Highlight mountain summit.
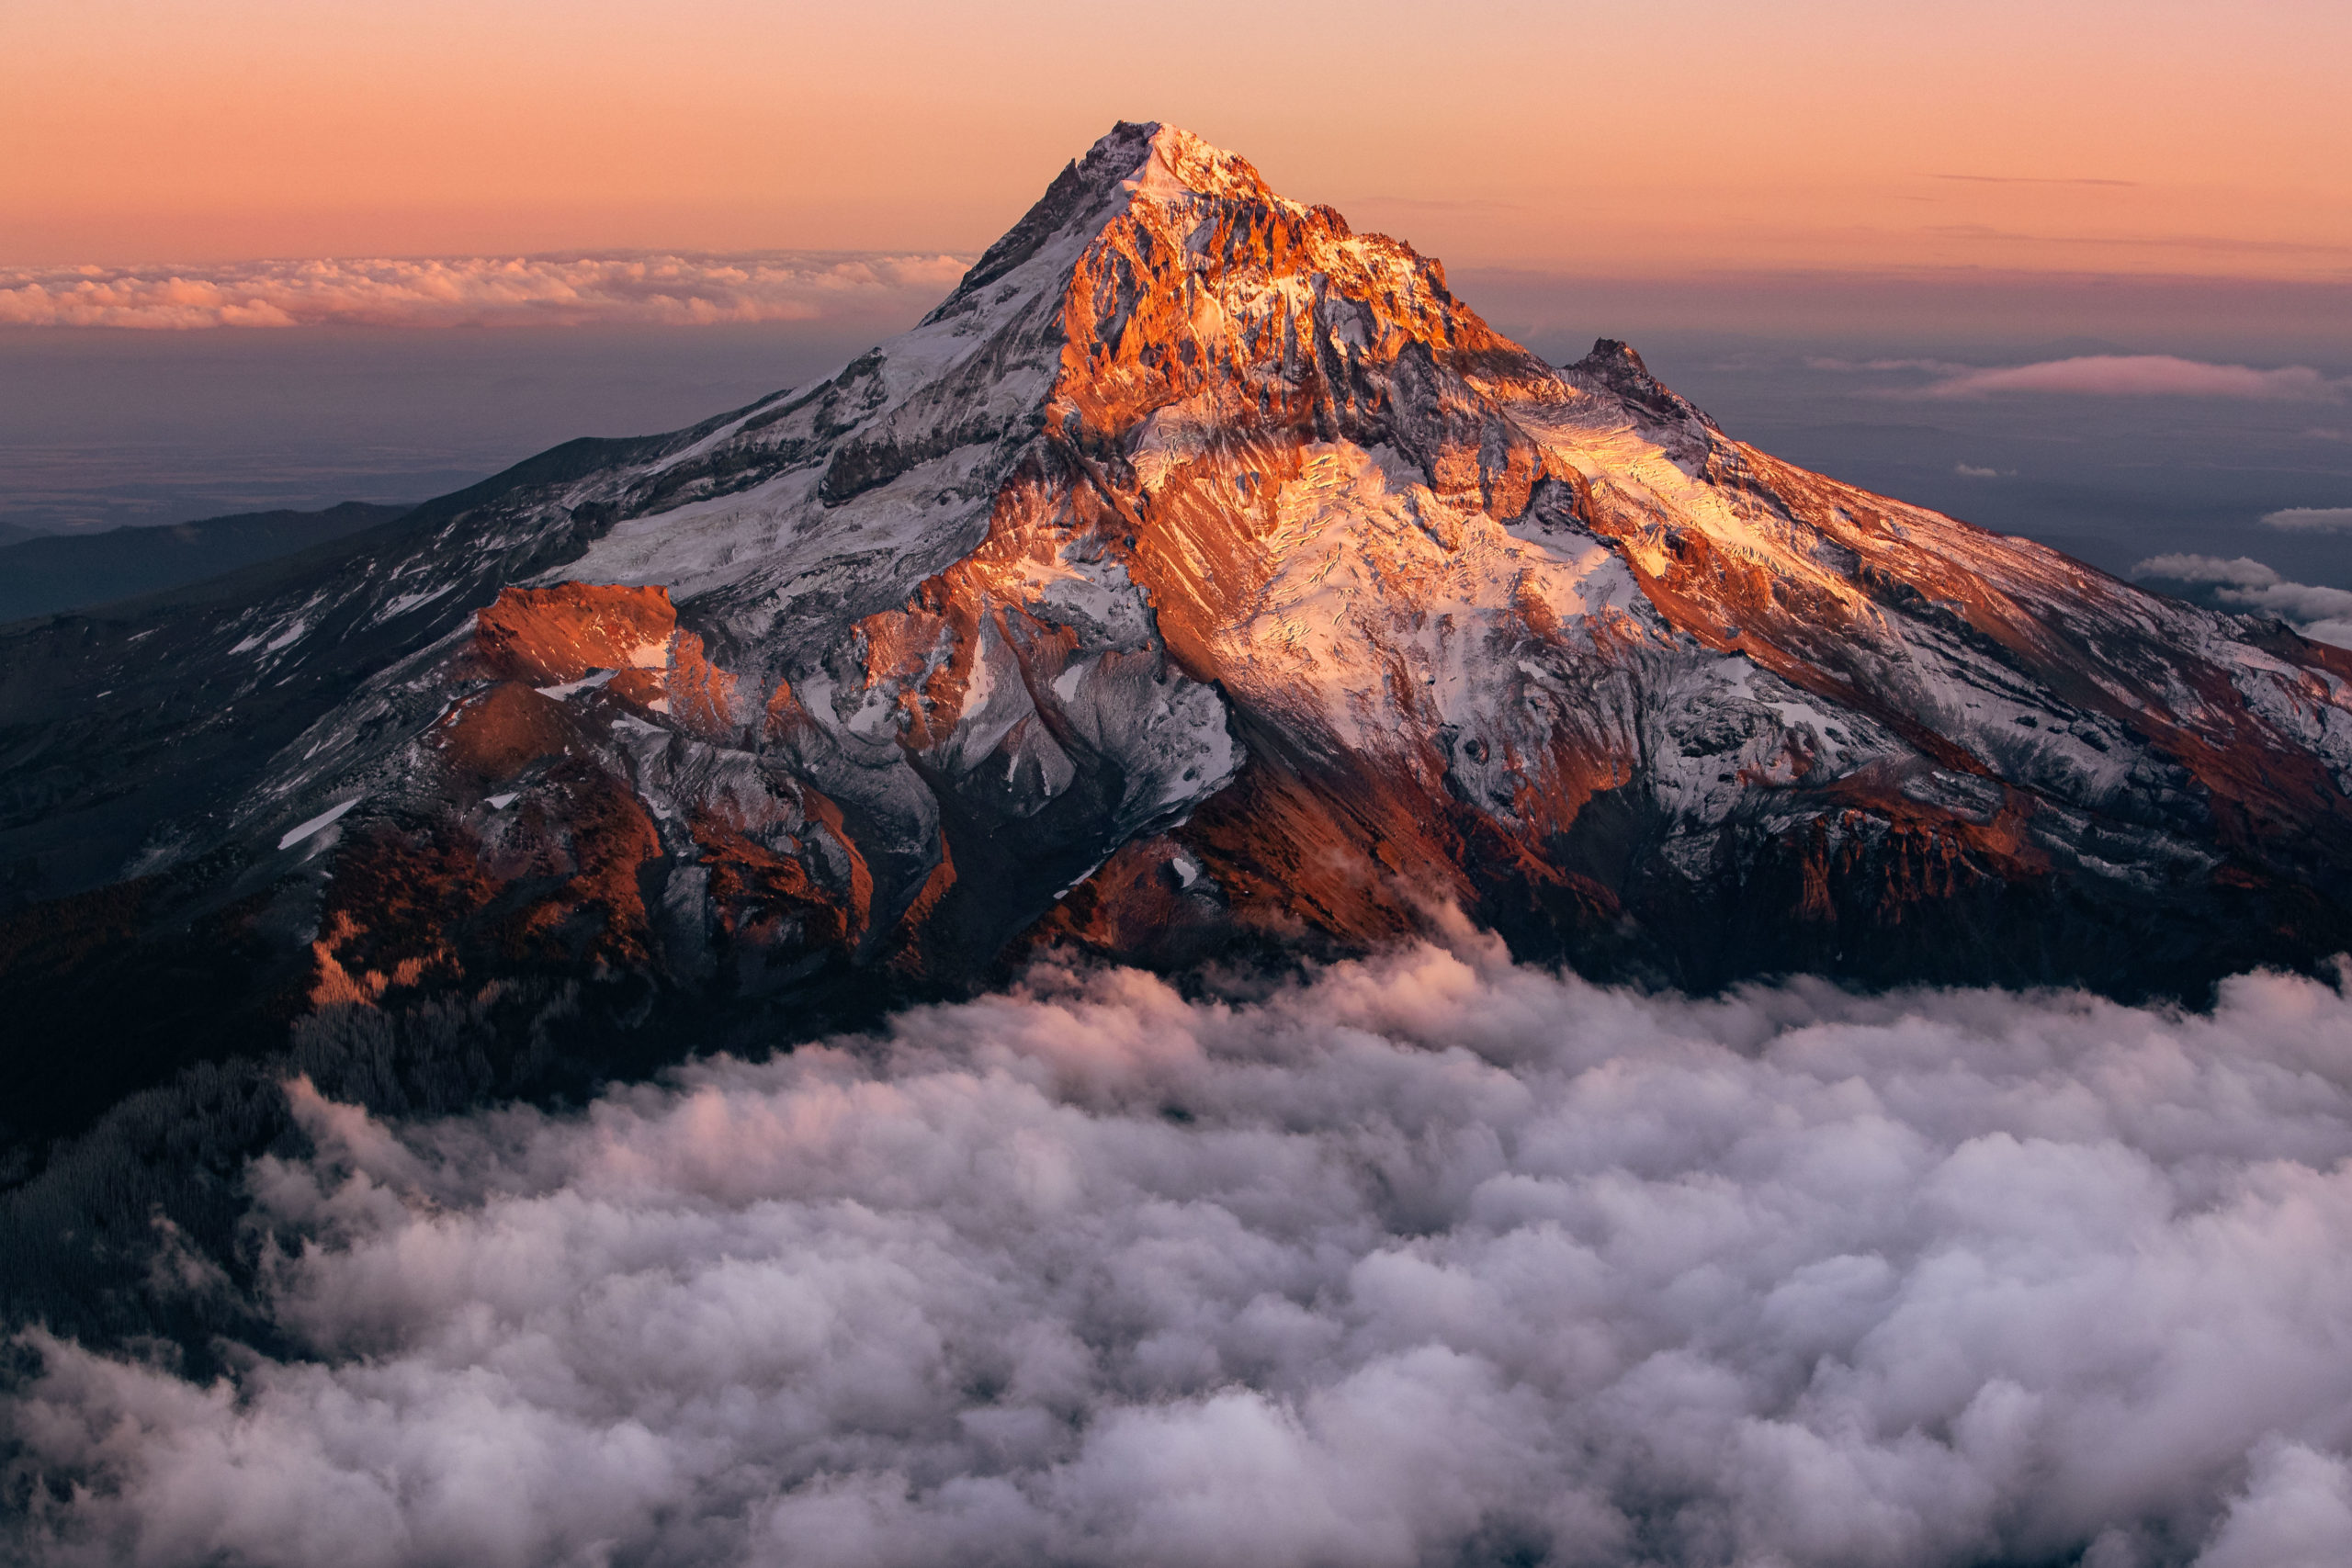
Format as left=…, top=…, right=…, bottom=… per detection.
left=7, top=121, right=2352, bottom=1141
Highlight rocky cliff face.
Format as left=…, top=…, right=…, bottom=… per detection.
left=7, top=122, right=2352, bottom=1141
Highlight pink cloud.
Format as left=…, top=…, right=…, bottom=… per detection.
left=1915, top=355, right=2345, bottom=400
left=0, top=253, right=973, bottom=330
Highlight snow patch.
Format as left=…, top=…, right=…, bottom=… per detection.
left=536, top=669, right=617, bottom=701
left=277, top=798, right=360, bottom=852
left=372, top=585, right=457, bottom=625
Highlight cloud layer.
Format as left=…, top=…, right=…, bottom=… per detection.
left=2133, top=554, right=2352, bottom=647
left=1813, top=354, right=2348, bottom=401
left=10, top=939, right=2352, bottom=1567
left=0, top=254, right=972, bottom=330
left=1918, top=355, right=2346, bottom=400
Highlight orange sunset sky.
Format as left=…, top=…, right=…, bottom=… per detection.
left=6, top=0, right=2350, bottom=282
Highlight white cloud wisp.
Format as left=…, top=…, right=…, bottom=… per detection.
left=2263, top=507, right=2352, bottom=533
left=0, top=254, right=973, bottom=330
left=2133, top=554, right=2352, bottom=648
left=9, top=938, right=2352, bottom=1567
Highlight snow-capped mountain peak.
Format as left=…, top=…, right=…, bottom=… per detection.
left=8, top=122, right=2351, bottom=1093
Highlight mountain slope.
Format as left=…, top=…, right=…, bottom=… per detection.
left=0, top=502, right=411, bottom=623
left=5, top=122, right=2352, bottom=1157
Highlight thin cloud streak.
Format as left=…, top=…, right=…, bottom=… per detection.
left=0, top=253, right=973, bottom=330
left=9, top=939, right=2352, bottom=1566
left=1866, top=355, right=2345, bottom=401
left=1808, top=353, right=2348, bottom=400
left=1923, top=224, right=2352, bottom=257
left=1806, top=355, right=1973, bottom=375
left=1932, top=174, right=2139, bottom=187
left=2263, top=507, right=2352, bottom=533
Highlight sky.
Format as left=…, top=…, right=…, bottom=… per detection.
left=6, top=0, right=2350, bottom=278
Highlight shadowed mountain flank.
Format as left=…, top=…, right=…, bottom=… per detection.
left=0, top=502, right=411, bottom=623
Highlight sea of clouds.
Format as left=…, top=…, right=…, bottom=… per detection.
left=0, top=254, right=972, bottom=331
left=10, top=931, right=2352, bottom=1567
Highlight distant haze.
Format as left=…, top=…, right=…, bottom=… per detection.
left=7, top=264, right=2348, bottom=598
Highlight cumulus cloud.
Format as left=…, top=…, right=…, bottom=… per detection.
left=0, top=254, right=973, bottom=330
left=2137, top=554, right=2289, bottom=588
left=1953, top=462, right=2012, bottom=478
left=2133, top=554, right=2352, bottom=648
left=1913, top=355, right=2346, bottom=400
left=9, top=938, right=2352, bottom=1567
left=2264, top=507, right=2352, bottom=533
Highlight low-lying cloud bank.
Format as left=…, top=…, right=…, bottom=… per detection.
left=1917, top=355, right=2344, bottom=400
left=10, top=939, right=2352, bottom=1567
left=2133, top=554, right=2352, bottom=648
left=1813, top=353, right=2347, bottom=401
left=0, top=254, right=972, bottom=330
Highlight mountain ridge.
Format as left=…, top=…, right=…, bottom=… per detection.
left=5, top=119, right=2352, bottom=1160
left=0, top=502, right=413, bottom=624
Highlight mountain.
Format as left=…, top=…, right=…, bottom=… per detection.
left=0, top=502, right=411, bottom=623
left=6, top=121, right=2352, bottom=1175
